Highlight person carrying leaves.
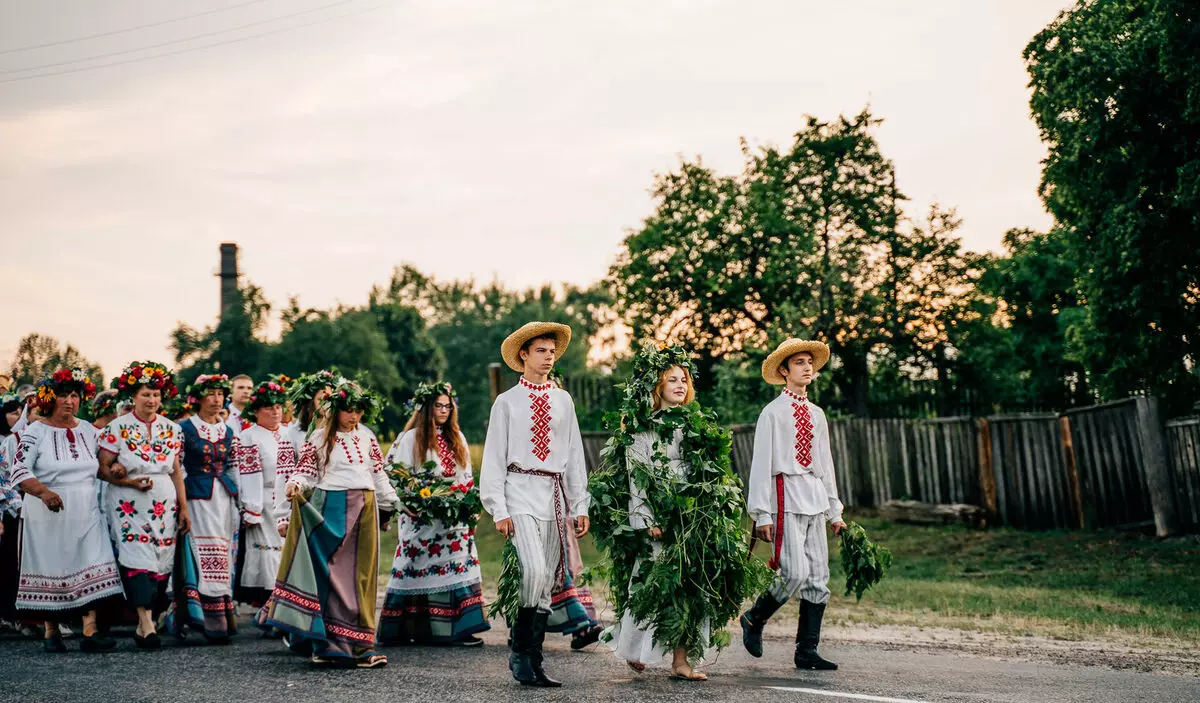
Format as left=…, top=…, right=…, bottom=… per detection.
left=480, top=322, right=594, bottom=688
left=740, top=339, right=847, bottom=670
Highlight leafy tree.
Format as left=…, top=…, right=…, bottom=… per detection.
left=170, top=282, right=271, bottom=387
left=8, top=333, right=104, bottom=388
left=1025, top=0, right=1200, bottom=412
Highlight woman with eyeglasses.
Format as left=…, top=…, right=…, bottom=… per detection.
left=378, top=382, right=489, bottom=648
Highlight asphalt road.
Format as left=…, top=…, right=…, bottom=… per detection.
left=0, top=624, right=1196, bottom=703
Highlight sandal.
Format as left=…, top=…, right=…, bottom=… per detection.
left=627, top=661, right=646, bottom=673
left=670, top=666, right=708, bottom=681
left=357, top=654, right=388, bottom=669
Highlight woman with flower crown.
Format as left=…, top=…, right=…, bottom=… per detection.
left=10, top=368, right=124, bottom=653
left=164, top=373, right=241, bottom=643
left=259, top=376, right=401, bottom=668
left=591, top=345, right=770, bottom=681
left=96, top=361, right=188, bottom=649
left=285, top=369, right=337, bottom=455
left=233, top=375, right=296, bottom=607
left=377, top=381, right=489, bottom=648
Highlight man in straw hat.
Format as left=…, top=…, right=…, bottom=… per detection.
left=740, top=338, right=846, bottom=671
left=481, top=322, right=593, bottom=687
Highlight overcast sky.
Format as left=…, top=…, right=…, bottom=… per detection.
left=0, top=0, right=1069, bottom=379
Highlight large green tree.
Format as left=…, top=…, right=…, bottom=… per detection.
left=170, top=282, right=272, bottom=387
left=1025, top=0, right=1200, bottom=412
left=8, top=333, right=104, bottom=388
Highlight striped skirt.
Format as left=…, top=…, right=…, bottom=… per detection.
left=378, top=582, right=489, bottom=645
left=258, top=488, right=381, bottom=661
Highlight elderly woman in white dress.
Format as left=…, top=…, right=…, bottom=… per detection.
left=378, top=382, right=489, bottom=647
left=11, top=368, right=123, bottom=653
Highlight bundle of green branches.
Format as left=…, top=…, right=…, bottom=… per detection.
left=489, top=541, right=522, bottom=623
left=588, top=344, right=774, bottom=663
left=839, top=521, right=892, bottom=601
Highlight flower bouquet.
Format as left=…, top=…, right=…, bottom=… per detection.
left=387, top=460, right=482, bottom=528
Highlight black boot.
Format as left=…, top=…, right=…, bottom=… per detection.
left=794, top=600, right=837, bottom=670
left=508, top=608, right=538, bottom=684
left=740, top=593, right=785, bottom=658
left=528, top=610, right=562, bottom=687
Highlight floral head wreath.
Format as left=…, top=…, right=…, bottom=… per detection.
left=244, top=374, right=292, bottom=424
left=186, top=373, right=233, bottom=401
left=288, top=369, right=339, bottom=408
left=321, top=376, right=383, bottom=426
left=618, top=344, right=697, bottom=425
left=1, top=391, right=21, bottom=412
left=35, top=367, right=98, bottom=412
left=90, top=389, right=121, bottom=418
left=161, top=393, right=195, bottom=420
left=404, top=381, right=456, bottom=416
left=113, top=360, right=178, bottom=401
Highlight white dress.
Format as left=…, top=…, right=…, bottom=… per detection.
left=235, top=424, right=296, bottom=591
left=383, top=428, right=482, bottom=595
left=10, top=421, right=123, bottom=614
left=179, top=416, right=240, bottom=601
left=97, top=413, right=184, bottom=577
left=609, top=428, right=710, bottom=667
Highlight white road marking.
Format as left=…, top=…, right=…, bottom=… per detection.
left=764, top=685, right=933, bottom=703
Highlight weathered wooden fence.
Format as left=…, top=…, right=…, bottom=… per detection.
left=1165, top=415, right=1200, bottom=530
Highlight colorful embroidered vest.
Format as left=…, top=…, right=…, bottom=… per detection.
left=179, top=419, right=238, bottom=500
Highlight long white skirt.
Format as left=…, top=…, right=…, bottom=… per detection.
left=608, top=542, right=712, bottom=667
left=185, top=486, right=239, bottom=598
left=239, top=505, right=283, bottom=591
left=16, top=481, right=123, bottom=615
left=106, top=475, right=179, bottom=575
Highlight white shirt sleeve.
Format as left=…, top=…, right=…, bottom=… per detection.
left=562, top=395, right=589, bottom=519
left=236, top=436, right=265, bottom=525
left=9, top=427, right=41, bottom=487
left=747, top=407, right=776, bottom=528
left=480, top=398, right=510, bottom=522
left=368, top=434, right=401, bottom=511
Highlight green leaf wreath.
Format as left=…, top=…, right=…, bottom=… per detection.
left=588, top=344, right=774, bottom=662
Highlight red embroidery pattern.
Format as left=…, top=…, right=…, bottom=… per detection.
left=293, top=442, right=319, bottom=480
left=338, top=434, right=365, bottom=463
left=196, top=538, right=232, bottom=585
left=435, top=430, right=457, bottom=477
left=236, top=443, right=262, bottom=476
left=518, top=378, right=553, bottom=392
left=792, top=400, right=814, bottom=467
left=529, top=393, right=552, bottom=462
left=326, top=623, right=376, bottom=643
left=368, top=438, right=385, bottom=474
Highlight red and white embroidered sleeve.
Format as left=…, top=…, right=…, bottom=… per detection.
left=293, top=441, right=319, bottom=482
left=96, top=424, right=121, bottom=455
left=369, top=438, right=385, bottom=474
left=237, top=441, right=262, bottom=476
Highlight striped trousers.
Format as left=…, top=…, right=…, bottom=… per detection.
left=510, top=514, right=565, bottom=611
left=767, top=513, right=831, bottom=604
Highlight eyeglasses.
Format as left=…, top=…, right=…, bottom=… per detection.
left=433, top=403, right=453, bottom=411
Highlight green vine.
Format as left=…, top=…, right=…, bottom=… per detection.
left=588, top=344, right=773, bottom=663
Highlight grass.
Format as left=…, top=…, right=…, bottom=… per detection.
left=378, top=444, right=1200, bottom=644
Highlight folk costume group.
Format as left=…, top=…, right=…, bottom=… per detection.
left=0, top=321, right=846, bottom=684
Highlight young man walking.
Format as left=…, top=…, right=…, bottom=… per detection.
left=741, top=339, right=846, bottom=670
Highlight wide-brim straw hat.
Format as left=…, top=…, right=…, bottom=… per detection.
left=761, top=338, right=831, bottom=385
left=501, top=322, right=573, bottom=373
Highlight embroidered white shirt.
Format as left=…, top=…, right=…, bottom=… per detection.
left=287, top=425, right=400, bottom=527
left=236, top=424, right=297, bottom=525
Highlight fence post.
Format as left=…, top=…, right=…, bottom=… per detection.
left=1058, top=416, right=1085, bottom=529
left=975, top=418, right=997, bottom=519
left=1135, top=396, right=1180, bottom=537
left=488, top=363, right=504, bottom=403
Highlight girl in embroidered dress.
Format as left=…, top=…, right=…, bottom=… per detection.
left=234, top=376, right=296, bottom=607
left=11, top=369, right=123, bottom=653
left=260, top=377, right=400, bottom=668
left=98, top=361, right=188, bottom=649
left=378, top=382, right=489, bottom=647
left=0, top=393, right=27, bottom=628
left=165, top=373, right=241, bottom=642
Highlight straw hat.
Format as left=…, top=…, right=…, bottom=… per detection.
left=501, top=322, right=572, bottom=372
left=761, top=338, right=831, bottom=385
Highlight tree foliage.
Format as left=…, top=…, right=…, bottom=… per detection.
left=8, top=333, right=104, bottom=389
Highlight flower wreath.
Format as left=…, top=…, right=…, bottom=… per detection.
left=90, top=389, right=121, bottom=418
left=288, top=369, right=339, bottom=409
left=321, top=377, right=384, bottom=425
left=403, top=381, right=457, bottom=416
left=187, top=373, right=233, bottom=401
left=586, top=343, right=772, bottom=662
left=113, top=360, right=178, bottom=401
left=161, top=393, right=196, bottom=420
left=35, top=368, right=99, bottom=412
left=244, top=374, right=292, bottom=424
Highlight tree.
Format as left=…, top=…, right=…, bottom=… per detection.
left=171, top=282, right=272, bottom=387
left=8, top=333, right=104, bottom=388
left=1025, top=0, right=1200, bottom=412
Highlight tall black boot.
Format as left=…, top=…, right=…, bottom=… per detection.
left=740, top=593, right=786, bottom=658
left=509, top=608, right=538, bottom=684
left=528, top=610, right=563, bottom=687
left=794, top=600, right=837, bottom=670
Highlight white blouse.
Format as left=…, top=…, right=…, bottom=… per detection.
left=286, top=425, right=400, bottom=526
left=626, top=428, right=688, bottom=530
left=480, top=378, right=589, bottom=522
left=747, top=390, right=843, bottom=527
left=96, top=413, right=183, bottom=477
left=9, top=420, right=101, bottom=488
left=236, top=424, right=297, bottom=525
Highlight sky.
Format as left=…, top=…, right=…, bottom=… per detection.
left=0, top=0, right=1069, bottom=379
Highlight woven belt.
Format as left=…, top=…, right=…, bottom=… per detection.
left=507, top=464, right=569, bottom=586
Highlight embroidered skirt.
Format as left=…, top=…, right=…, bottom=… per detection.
left=166, top=485, right=238, bottom=639
left=259, top=488, right=381, bottom=661
left=16, top=482, right=123, bottom=619
left=106, top=476, right=179, bottom=577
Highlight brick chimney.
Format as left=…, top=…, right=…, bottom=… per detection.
left=219, top=242, right=239, bottom=316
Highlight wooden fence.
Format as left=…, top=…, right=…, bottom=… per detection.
left=575, top=395, right=1193, bottom=536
